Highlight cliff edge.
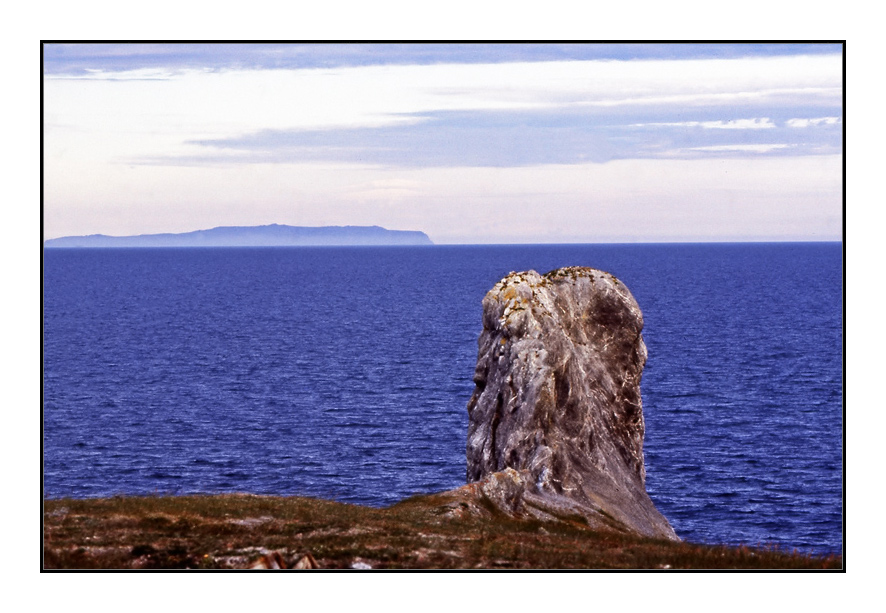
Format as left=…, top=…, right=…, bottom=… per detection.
left=454, top=267, right=677, bottom=540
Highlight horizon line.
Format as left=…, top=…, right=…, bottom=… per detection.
left=43, top=238, right=843, bottom=247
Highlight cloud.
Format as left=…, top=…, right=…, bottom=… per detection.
left=45, top=55, right=843, bottom=133
left=630, top=117, right=775, bottom=130
left=685, top=144, right=792, bottom=153
left=44, top=54, right=842, bottom=171
left=147, top=105, right=837, bottom=167
left=53, top=67, right=189, bottom=81
left=43, top=52, right=837, bottom=169
left=786, top=116, right=842, bottom=128
left=345, top=178, right=424, bottom=203
left=631, top=118, right=776, bottom=129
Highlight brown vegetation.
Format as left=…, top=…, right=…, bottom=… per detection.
left=43, top=494, right=841, bottom=570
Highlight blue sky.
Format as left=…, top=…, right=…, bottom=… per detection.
left=43, top=43, right=843, bottom=243
left=43, top=43, right=841, bottom=73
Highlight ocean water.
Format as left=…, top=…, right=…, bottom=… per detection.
left=42, top=243, right=843, bottom=554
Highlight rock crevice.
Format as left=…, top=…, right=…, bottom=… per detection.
left=462, top=267, right=678, bottom=540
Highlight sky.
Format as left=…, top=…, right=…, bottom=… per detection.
left=42, top=43, right=843, bottom=243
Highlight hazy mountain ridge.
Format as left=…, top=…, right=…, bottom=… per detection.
left=44, top=224, right=434, bottom=247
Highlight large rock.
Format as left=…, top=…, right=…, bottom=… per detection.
left=461, top=267, right=678, bottom=540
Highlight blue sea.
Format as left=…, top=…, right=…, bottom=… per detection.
left=42, top=243, right=843, bottom=555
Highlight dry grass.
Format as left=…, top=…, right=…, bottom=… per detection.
left=43, top=494, right=841, bottom=570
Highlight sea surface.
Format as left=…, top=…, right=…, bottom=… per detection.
left=43, top=243, right=843, bottom=554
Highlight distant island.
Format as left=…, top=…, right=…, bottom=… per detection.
left=43, top=224, right=434, bottom=248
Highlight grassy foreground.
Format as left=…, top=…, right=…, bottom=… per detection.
left=43, top=494, right=841, bottom=570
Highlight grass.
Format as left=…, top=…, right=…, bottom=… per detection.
left=43, top=494, right=842, bottom=570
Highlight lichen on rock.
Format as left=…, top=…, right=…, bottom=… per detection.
left=461, top=267, right=678, bottom=540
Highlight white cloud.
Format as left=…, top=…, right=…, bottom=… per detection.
left=76, top=68, right=181, bottom=80
left=632, top=118, right=776, bottom=129
left=685, top=144, right=792, bottom=153
left=345, top=178, right=424, bottom=203
left=43, top=54, right=842, bottom=174
left=44, top=54, right=842, bottom=141
left=786, top=116, right=842, bottom=128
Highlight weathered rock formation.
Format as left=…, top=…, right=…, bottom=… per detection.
left=459, top=267, right=678, bottom=540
